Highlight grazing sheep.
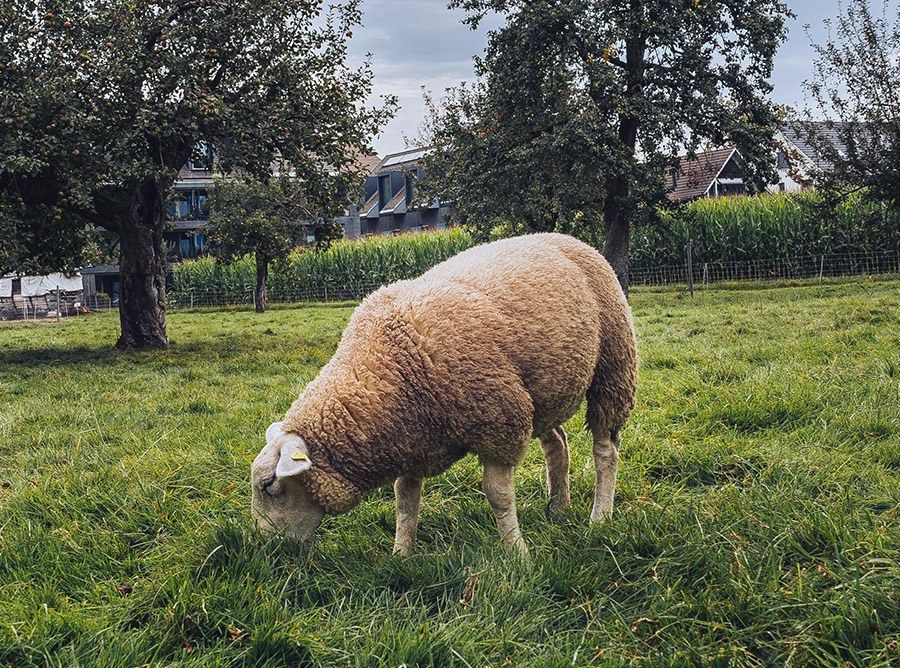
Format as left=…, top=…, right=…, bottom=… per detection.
left=251, top=233, right=638, bottom=555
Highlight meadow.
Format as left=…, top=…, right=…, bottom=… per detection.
left=1, top=276, right=900, bottom=667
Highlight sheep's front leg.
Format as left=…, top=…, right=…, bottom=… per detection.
left=482, top=460, right=528, bottom=557
left=393, top=476, right=423, bottom=555
left=590, top=427, right=619, bottom=522
left=539, top=426, right=570, bottom=517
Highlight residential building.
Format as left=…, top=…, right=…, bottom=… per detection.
left=667, top=148, right=747, bottom=201
left=346, top=147, right=451, bottom=238
left=771, top=121, right=849, bottom=193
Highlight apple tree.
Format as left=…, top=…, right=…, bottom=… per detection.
left=421, top=0, right=790, bottom=291
left=0, top=0, right=393, bottom=348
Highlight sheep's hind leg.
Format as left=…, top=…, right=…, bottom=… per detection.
left=482, top=459, right=528, bottom=557
left=539, top=426, right=570, bottom=518
left=393, top=476, right=423, bottom=555
left=590, top=426, right=619, bottom=522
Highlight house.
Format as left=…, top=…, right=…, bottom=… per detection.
left=667, top=148, right=747, bottom=201
left=166, top=146, right=213, bottom=261
left=346, top=147, right=451, bottom=238
left=771, top=121, right=849, bottom=193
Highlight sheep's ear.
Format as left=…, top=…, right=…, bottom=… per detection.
left=266, top=421, right=284, bottom=443
left=275, top=433, right=312, bottom=479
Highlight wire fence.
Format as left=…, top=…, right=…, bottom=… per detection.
left=3, top=250, right=899, bottom=322
left=0, top=291, right=93, bottom=322
left=630, top=250, right=900, bottom=288
left=166, top=282, right=377, bottom=310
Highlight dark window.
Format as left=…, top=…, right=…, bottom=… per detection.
left=378, top=174, right=391, bottom=210
left=777, top=150, right=789, bottom=169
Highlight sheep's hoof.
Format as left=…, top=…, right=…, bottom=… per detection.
left=392, top=543, right=412, bottom=556
left=548, top=499, right=570, bottom=522
left=590, top=508, right=614, bottom=523
left=503, top=538, right=529, bottom=561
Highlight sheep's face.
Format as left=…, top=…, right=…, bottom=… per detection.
left=251, top=422, right=325, bottom=541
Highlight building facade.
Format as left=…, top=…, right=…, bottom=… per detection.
left=345, top=147, right=451, bottom=238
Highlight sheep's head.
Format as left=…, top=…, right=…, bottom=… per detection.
left=251, top=421, right=326, bottom=541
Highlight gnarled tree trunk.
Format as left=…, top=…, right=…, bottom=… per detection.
left=116, top=178, right=168, bottom=349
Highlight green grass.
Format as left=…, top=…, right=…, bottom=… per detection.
left=2, top=276, right=900, bottom=667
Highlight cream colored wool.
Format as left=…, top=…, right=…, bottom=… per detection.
left=279, top=232, right=638, bottom=515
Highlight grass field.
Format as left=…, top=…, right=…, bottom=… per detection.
left=2, top=277, right=900, bottom=667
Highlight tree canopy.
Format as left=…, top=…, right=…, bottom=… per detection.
left=207, top=176, right=342, bottom=313
left=0, top=0, right=393, bottom=347
left=804, top=0, right=900, bottom=206
left=420, top=0, right=791, bottom=290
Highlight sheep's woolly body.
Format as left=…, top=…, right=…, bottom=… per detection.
left=283, top=233, right=637, bottom=514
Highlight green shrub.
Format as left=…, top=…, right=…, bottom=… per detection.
left=171, top=192, right=900, bottom=305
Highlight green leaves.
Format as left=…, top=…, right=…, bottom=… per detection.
left=0, top=0, right=395, bottom=274
left=805, top=0, right=900, bottom=207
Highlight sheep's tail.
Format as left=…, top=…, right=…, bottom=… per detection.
left=585, top=320, right=638, bottom=441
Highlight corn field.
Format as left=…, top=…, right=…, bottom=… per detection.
left=631, top=190, right=900, bottom=267
left=168, top=192, right=900, bottom=308
left=168, top=228, right=476, bottom=307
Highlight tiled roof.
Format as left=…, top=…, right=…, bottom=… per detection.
left=778, top=122, right=849, bottom=171
left=356, top=153, right=382, bottom=174
left=668, top=148, right=738, bottom=201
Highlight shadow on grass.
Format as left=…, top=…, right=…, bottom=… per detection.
left=0, top=335, right=299, bottom=370
left=0, top=345, right=120, bottom=369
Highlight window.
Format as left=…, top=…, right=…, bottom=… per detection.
left=169, top=189, right=210, bottom=220
left=378, top=174, right=391, bottom=210
left=776, top=150, right=788, bottom=169
left=188, top=142, right=213, bottom=171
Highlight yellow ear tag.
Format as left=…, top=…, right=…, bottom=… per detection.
left=291, top=452, right=308, bottom=461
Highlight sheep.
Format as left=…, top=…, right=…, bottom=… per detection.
left=251, top=232, right=638, bottom=555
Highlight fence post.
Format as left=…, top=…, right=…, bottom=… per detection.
left=56, top=288, right=60, bottom=323
left=702, top=262, right=709, bottom=287
left=819, top=255, right=824, bottom=283
left=686, top=238, right=694, bottom=298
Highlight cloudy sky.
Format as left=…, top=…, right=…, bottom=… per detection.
left=345, top=0, right=856, bottom=157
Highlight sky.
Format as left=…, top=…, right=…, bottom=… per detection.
left=345, top=0, right=854, bottom=157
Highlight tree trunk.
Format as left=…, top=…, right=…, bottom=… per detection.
left=602, top=22, right=645, bottom=297
left=116, top=178, right=168, bottom=349
left=255, top=252, right=268, bottom=313
left=603, top=177, right=631, bottom=296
